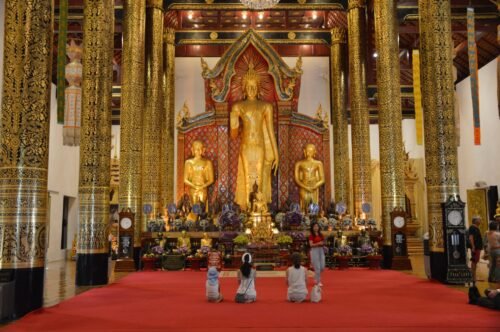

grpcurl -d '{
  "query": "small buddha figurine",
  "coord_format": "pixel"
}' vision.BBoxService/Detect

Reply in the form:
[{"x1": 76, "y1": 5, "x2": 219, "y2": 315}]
[
  {"x1": 184, "y1": 140, "x2": 214, "y2": 209},
  {"x1": 294, "y1": 144, "x2": 325, "y2": 212},
  {"x1": 250, "y1": 183, "x2": 268, "y2": 215},
  {"x1": 177, "y1": 230, "x2": 191, "y2": 249},
  {"x1": 358, "y1": 229, "x2": 371, "y2": 246},
  {"x1": 200, "y1": 232, "x2": 212, "y2": 247}
]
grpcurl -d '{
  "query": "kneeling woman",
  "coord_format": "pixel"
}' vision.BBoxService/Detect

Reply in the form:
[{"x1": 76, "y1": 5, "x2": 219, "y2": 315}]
[
  {"x1": 286, "y1": 252, "x2": 308, "y2": 302},
  {"x1": 236, "y1": 253, "x2": 256, "y2": 303}
]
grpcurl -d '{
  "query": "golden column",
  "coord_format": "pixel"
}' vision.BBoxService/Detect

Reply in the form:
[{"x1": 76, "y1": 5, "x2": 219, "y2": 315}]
[
  {"x1": 374, "y1": 1, "x2": 406, "y2": 249},
  {"x1": 76, "y1": 0, "x2": 114, "y2": 286},
  {"x1": 142, "y1": 0, "x2": 164, "y2": 229},
  {"x1": 0, "y1": 0, "x2": 53, "y2": 318},
  {"x1": 347, "y1": 0, "x2": 372, "y2": 216},
  {"x1": 419, "y1": 0, "x2": 459, "y2": 279},
  {"x1": 161, "y1": 27, "x2": 176, "y2": 207},
  {"x1": 330, "y1": 28, "x2": 350, "y2": 208},
  {"x1": 120, "y1": 0, "x2": 146, "y2": 252}
]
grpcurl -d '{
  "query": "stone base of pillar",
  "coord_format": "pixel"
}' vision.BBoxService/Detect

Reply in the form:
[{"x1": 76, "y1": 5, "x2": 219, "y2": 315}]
[
  {"x1": 76, "y1": 253, "x2": 109, "y2": 286},
  {"x1": 430, "y1": 251, "x2": 446, "y2": 283},
  {"x1": 382, "y1": 245, "x2": 393, "y2": 269},
  {"x1": 0, "y1": 267, "x2": 44, "y2": 320}
]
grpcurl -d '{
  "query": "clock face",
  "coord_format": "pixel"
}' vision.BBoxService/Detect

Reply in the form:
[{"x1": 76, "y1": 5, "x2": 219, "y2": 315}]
[
  {"x1": 120, "y1": 217, "x2": 132, "y2": 230},
  {"x1": 393, "y1": 216, "x2": 405, "y2": 228},
  {"x1": 448, "y1": 210, "x2": 462, "y2": 226}
]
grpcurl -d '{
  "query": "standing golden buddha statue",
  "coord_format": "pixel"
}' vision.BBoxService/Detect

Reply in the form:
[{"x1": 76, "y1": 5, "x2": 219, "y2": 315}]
[
  {"x1": 230, "y1": 63, "x2": 279, "y2": 211},
  {"x1": 294, "y1": 144, "x2": 325, "y2": 211},
  {"x1": 184, "y1": 140, "x2": 214, "y2": 209}
]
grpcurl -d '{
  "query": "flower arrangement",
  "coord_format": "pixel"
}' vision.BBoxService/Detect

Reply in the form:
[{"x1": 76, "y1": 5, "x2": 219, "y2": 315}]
[
  {"x1": 275, "y1": 212, "x2": 285, "y2": 226},
  {"x1": 289, "y1": 231, "x2": 306, "y2": 242},
  {"x1": 174, "y1": 245, "x2": 189, "y2": 256},
  {"x1": 338, "y1": 244, "x2": 352, "y2": 256},
  {"x1": 276, "y1": 234, "x2": 293, "y2": 245},
  {"x1": 233, "y1": 234, "x2": 250, "y2": 246},
  {"x1": 199, "y1": 245, "x2": 210, "y2": 256},
  {"x1": 360, "y1": 243, "x2": 373, "y2": 256},
  {"x1": 146, "y1": 219, "x2": 165, "y2": 232},
  {"x1": 218, "y1": 211, "x2": 241, "y2": 231},
  {"x1": 285, "y1": 211, "x2": 303, "y2": 228}
]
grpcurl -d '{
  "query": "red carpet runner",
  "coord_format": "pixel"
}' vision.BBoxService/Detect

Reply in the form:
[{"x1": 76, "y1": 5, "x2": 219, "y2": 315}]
[{"x1": 5, "y1": 269, "x2": 499, "y2": 331}]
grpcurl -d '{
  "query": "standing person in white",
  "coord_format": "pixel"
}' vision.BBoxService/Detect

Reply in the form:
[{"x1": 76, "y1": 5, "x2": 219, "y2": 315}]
[
  {"x1": 286, "y1": 252, "x2": 308, "y2": 302},
  {"x1": 236, "y1": 253, "x2": 256, "y2": 303}
]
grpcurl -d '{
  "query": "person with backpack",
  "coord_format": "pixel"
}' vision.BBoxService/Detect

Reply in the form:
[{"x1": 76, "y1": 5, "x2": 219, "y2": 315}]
[
  {"x1": 235, "y1": 253, "x2": 256, "y2": 303},
  {"x1": 468, "y1": 216, "x2": 483, "y2": 282}
]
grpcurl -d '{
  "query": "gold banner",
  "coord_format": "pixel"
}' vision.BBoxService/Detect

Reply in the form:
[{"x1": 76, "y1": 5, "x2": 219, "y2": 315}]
[{"x1": 412, "y1": 49, "x2": 423, "y2": 145}]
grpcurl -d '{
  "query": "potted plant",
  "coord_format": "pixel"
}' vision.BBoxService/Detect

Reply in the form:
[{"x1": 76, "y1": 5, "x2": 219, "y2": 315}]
[
  {"x1": 233, "y1": 234, "x2": 249, "y2": 250},
  {"x1": 276, "y1": 234, "x2": 293, "y2": 249}
]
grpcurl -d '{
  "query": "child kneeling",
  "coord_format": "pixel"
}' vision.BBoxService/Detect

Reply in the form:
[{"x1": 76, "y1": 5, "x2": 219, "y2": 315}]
[{"x1": 206, "y1": 267, "x2": 223, "y2": 302}]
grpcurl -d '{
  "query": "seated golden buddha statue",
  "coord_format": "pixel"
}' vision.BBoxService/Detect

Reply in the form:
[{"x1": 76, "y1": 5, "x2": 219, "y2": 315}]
[
  {"x1": 184, "y1": 140, "x2": 214, "y2": 209},
  {"x1": 200, "y1": 232, "x2": 212, "y2": 247},
  {"x1": 294, "y1": 144, "x2": 325, "y2": 212},
  {"x1": 176, "y1": 230, "x2": 191, "y2": 249}
]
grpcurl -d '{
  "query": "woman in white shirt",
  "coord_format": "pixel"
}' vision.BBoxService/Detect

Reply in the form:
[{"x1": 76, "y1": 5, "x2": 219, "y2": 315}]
[
  {"x1": 236, "y1": 253, "x2": 256, "y2": 303},
  {"x1": 286, "y1": 252, "x2": 308, "y2": 302}
]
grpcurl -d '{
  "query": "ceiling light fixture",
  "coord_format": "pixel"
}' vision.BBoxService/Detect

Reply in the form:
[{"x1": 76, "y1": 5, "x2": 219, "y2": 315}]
[{"x1": 240, "y1": 0, "x2": 280, "y2": 10}]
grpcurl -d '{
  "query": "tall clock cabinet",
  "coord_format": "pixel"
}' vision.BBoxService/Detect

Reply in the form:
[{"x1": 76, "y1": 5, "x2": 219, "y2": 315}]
[{"x1": 115, "y1": 209, "x2": 136, "y2": 272}]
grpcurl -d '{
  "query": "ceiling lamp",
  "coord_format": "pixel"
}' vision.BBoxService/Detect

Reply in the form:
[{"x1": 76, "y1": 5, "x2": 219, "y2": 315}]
[{"x1": 240, "y1": 0, "x2": 280, "y2": 10}]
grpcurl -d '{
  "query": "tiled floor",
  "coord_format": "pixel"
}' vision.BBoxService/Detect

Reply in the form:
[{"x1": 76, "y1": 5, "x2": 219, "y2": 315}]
[{"x1": 42, "y1": 254, "x2": 496, "y2": 308}]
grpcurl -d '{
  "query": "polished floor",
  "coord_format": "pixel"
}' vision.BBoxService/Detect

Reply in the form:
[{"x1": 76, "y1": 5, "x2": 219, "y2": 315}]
[{"x1": 42, "y1": 254, "x2": 496, "y2": 308}]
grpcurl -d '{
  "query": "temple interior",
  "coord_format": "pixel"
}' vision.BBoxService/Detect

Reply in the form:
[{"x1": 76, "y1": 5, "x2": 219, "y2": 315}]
[{"x1": 0, "y1": 0, "x2": 499, "y2": 328}]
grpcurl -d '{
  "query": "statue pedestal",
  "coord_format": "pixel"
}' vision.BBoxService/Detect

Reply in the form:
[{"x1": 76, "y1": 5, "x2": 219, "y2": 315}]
[{"x1": 249, "y1": 213, "x2": 274, "y2": 244}]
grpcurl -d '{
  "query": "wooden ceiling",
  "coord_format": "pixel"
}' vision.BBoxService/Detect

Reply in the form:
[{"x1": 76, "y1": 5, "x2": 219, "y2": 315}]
[{"x1": 53, "y1": 0, "x2": 499, "y2": 123}]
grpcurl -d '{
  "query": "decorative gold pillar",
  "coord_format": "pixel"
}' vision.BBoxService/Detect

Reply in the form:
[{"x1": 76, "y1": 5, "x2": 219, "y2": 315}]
[
  {"x1": 0, "y1": 0, "x2": 53, "y2": 318},
  {"x1": 419, "y1": 0, "x2": 459, "y2": 279},
  {"x1": 76, "y1": 0, "x2": 114, "y2": 286},
  {"x1": 347, "y1": 0, "x2": 372, "y2": 217},
  {"x1": 120, "y1": 0, "x2": 146, "y2": 250},
  {"x1": 142, "y1": 0, "x2": 164, "y2": 229},
  {"x1": 161, "y1": 27, "x2": 175, "y2": 207},
  {"x1": 330, "y1": 28, "x2": 350, "y2": 208},
  {"x1": 374, "y1": 0, "x2": 406, "y2": 247}
]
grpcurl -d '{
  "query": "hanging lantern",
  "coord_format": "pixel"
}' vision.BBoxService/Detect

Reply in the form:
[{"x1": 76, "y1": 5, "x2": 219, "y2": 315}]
[{"x1": 63, "y1": 39, "x2": 83, "y2": 146}]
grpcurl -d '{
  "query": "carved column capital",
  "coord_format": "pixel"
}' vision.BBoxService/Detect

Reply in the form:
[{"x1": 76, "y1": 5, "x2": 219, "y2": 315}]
[
  {"x1": 146, "y1": 0, "x2": 163, "y2": 11},
  {"x1": 165, "y1": 27, "x2": 175, "y2": 45},
  {"x1": 331, "y1": 27, "x2": 347, "y2": 44},
  {"x1": 348, "y1": 0, "x2": 366, "y2": 11}
]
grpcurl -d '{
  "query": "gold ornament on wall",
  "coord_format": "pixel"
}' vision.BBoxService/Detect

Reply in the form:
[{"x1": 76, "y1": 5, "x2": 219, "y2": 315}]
[{"x1": 176, "y1": 101, "x2": 192, "y2": 127}]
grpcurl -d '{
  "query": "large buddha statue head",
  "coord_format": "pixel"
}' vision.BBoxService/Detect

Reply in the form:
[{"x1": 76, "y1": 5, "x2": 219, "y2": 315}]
[
  {"x1": 242, "y1": 63, "x2": 260, "y2": 100},
  {"x1": 191, "y1": 140, "x2": 205, "y2": 158}
]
